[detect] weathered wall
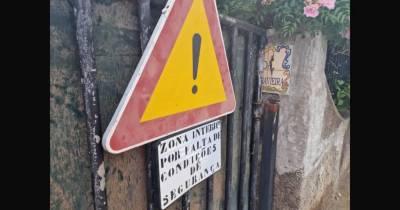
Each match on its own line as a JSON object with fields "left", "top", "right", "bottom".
{"left": 50, "top": 0, "right": 148, "bottom": 209}
{"left": 270, "top": 32, "right": 350, "bottom": 210}
{"left": 50, "top": 0, "right": 94, "bottom": 208}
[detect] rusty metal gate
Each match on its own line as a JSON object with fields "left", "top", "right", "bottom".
{"left": 51, "top": 0, "right": 279, "bottom": 209}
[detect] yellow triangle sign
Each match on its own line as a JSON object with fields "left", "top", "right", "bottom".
{"left": 140, "top": 0, "right": 226, "bottom": 122}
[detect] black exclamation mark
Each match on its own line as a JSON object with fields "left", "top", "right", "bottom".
{"left": 192, "top": 33, "right": 201, "bottom": 94}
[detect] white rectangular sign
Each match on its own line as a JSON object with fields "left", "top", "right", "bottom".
{"left": 157, "top": 120, "right": 222, "bottom": 209}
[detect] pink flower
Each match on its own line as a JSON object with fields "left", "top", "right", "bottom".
{"left": 319, "top": 0, "right": 335, "bottom": 10}
{"left": 304, "top": 4, "right": 320, "bottom": 18}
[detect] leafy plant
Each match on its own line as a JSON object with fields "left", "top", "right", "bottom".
{"left": 217, "top": 0, "right": 350, "bottom": 54}
{"left": 333, "top": 79, "right": 350, "bottom": 112}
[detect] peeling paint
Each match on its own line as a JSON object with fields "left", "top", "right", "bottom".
{"left": 162, "top": 8, "right": 167, "bottom": 14}
{"left": 94, "top": 135, "right": 100, "bottom": 144}
{"left": 73, "top": 0, "right": 107, "bottom": 208}
{"left": 97, "top": 162, "right": 106, "bottom": 191}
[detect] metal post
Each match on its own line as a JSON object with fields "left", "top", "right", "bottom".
{"left": 206, "top": 174, "right": 214, "bottom": 210}
{"left": 136, "top": 0, "right": 160, "bottom": 209}
{"left": 72, "top": 0, "right": 107, "bottom": 209}
{"left": 238, "top": 31, "right": 256, "bottom": 210}
{"left": 249, "top": 35, "right": 267, "bottom": 210}
{"left": 258, "top": 96, "right": 280, "bottom": 210}
{"left": 138, "top": 0, "right": 153, "bottom": 52}
{"left": 181, "top": 192, "right": 191, "bottom": 210}
{"left": 225, "top": 25, "right": 239, "bottom": 210}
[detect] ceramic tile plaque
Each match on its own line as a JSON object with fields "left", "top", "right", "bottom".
{"left": 261, "top": 43, "right": 293, "bottom": 95}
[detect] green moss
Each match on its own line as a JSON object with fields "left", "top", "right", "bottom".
{"left": 66, "top": 103, "right": 85, "bottom": 120}
{"left": 94, "top": 22, "right": 141, "bottom": 56}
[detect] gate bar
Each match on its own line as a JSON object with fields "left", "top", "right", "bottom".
{"left": 181, "top": 192, "right": 191, "bottom": 210}
{"left": 238, "top": 31, "right": 256, "bottom": 210}
{"left": 138, "top": 0, "right": 153, "bottom": 52}
{"left": 258, "top": 96, "right": 280, "bottom": 210}
{"left": 219, "top": 14, "right": 265, "bottom": 36}
{"left": 72, "top": 0, "right": 108, "bottom": 209}
{"left": 136, "top": 0, "right": 159, "bottom": 209}
{"left": 225, "top": 25, "right": 239, "bottom": 210}
{"left": 249, "top": 35, "right": 267, "bottom": 210}
{"left": 206, "top": 173, "right": 214, "bottom": 210}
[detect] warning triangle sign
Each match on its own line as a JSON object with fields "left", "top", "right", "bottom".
{"left": 141, "top": 0, "right": 227, "bottom": 122}
{"left": 102, "top": 0, "right": 236, "bottom": 154}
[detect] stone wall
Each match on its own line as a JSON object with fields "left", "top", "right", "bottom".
{"left": 270, "top": 32, "right": 350, "bottom": 210}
